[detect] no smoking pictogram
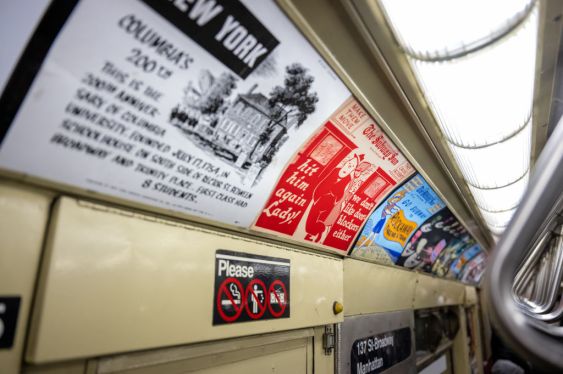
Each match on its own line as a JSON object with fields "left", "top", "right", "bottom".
{"left": 216, "top": 277, "right": 244, "bottom": 323}
{"left": 268, "top": 279, "right": 287, "bottom": 317}
{"left": 245, "top": 278, "right": 267, "bottom": 319}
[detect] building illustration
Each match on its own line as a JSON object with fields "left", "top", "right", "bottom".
{"left": 170, "top": 66, "right": 315, "bottom": 185}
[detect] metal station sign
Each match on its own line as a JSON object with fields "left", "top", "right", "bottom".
{"left": 338, "top": 310, "right": 415, "bottom": 374}
{"left": 213, "top": 249, "right": 290, "bottom": 325}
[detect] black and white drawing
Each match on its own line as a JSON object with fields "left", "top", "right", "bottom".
{"left": 169, "top": 63, "right": 319, "bottom": 185}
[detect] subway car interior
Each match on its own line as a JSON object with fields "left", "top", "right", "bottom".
{"left": 1, "top": 0, "right": 563, "bottom": 373}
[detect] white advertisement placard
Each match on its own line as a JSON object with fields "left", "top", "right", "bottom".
{"left": 0, "top": 0, "right": 350, "bottom": 226}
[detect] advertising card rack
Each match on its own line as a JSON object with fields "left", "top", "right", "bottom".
{"left": 0, "top": 0, "right": 488, "bottom": 284}
{"left": 0, "top": 1, "right": 491, "bottom": 372}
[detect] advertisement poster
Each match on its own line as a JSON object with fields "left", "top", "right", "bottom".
{"left": 253, "top": 98, "right": 415, "bottom": 251}
{"left": 395, "top": 208, "right": 470, "bottom": 272}
{"left": 459, "top": 251, "right": 487, "bottom": 284}
{"left": 350, "top": 173, "right": 446, "bottom": 262}
{"left": 0, "top": 0, "right": 351, "bottom": 226}
{"left": 446, "top": 244, "right": 482, "bottom": 279}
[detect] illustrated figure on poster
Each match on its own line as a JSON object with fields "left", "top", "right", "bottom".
{"left": 433, "top": 239, "right": 474, "bottom": 277}
{"left": 399, "top": 229, "right": 424, "bottom": 267}
{"left": 397, "top": 212, "right": 453, "bottom": 270}
{"left": 402, "top": 236, "right": 447, "bottom": 269}
{"left": 304, "top": 152, "right": 369, "bottom": 243}
{"left": 462, "top": 255, "right": 487, "bottom": 283}
{"left": 357, "top": 190, "right": 407, "bottom": 247}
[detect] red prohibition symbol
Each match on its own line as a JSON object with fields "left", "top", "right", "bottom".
{"left": 268, "top": 279, "right": 288, "bottom": 317}
{"left": 245, "top": 278, "right": 268, "bottom": 319}
{"left": 217, "top": 277, "right": 244, "bottom": 323}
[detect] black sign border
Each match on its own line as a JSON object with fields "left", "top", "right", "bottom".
{"left": 0, "top": 0, "right": 80, "bottom": 146}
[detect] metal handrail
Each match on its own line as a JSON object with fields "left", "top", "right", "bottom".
{"left": 542, "top": 234, "right": 563, "bottom": 310}
{"left": 521, "top": 289, "right": 563, "bottom": 322}
{"left": 485, "top": 115, "right": 563, "bottom": 371}
{"left": 515, "top": 230, "right": 563, "bottom": 314}
{"left": 512, "top": 231, "right": 552, "bottom": 294}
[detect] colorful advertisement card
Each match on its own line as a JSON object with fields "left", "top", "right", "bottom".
{"left": 459, "top": 251, "right": 487, "bottom": 284}
{"left": 446, "top": 244, "right": 482, "bottom": 279}
{"left": 350, "top": 173, "right": 446, "bottom": 262}
{"left": 0, "top": 0, "right": 487, "bottom": 270}
{"left": 396, "top": 208, "right": 470, "bottom": 272}
{"left": 253, "top": 97, "right": 415, "bottom": 251}
{"left": 432, "top": 240, "right": 478, "bottom": 278}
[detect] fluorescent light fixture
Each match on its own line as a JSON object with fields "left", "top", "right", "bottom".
{"left": 409, "top": 19, "right": 536, "bottom": 148}
{"left": 379, "top": 0, "right": 533, "bottom": 60}
{"left": 447, "top": 120, "right": 531, "bottom": 189}
{"left": 379, "top": 0, "right": 538, "bottom": 236}
{"left": 468, "top": 171, "right": 529, "bottom": 212}
{"left": 480, "top": 207, "right": 517, "bottom": 228}
{"left": 489, "top": 226, "right": 508, "bottom": 237}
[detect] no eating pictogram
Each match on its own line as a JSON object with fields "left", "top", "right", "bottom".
{"left": 213, "top": 250, "right": 290, "bottom": 325}
{"left": 268, "top": 279, "right": 287, "bottom": 317}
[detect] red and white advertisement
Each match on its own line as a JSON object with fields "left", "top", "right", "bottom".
{"left": 253, "top": 98, "right": 415, "bottom": 252}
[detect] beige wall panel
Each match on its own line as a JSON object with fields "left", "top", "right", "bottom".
{"left": 93, "top": 329, "right": 313, "bottom": 373}
{"left": 414, "top": 274, "right": 465, "bottom": 309}
{"left": 467, "top": 306, "right": 485, "bottom": 374}
{"left": 26, "top": 198, "right": 343, "bottom": 363}
{"left": 465, "top": 286, "right": 478, "bottom": 306}
{"left": 23, "top": 360, "right": 86, "bottom": 374}
{"left": 479, "top": 291, "right": 492, "bottom": 361}
{"left": 343, "top": 258, "right": 417, "bottom": 315}
{"left": 452, "top": 306, "right": 471, "bottom": 374}
{"left": 193, "top": 343, "right": 308, "bottom": 374}
{"left": 91, "top": 328, "right": 314, "bottom": 374}
{"left": 0, "top": 180, "right": 53, "bottom": 373}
